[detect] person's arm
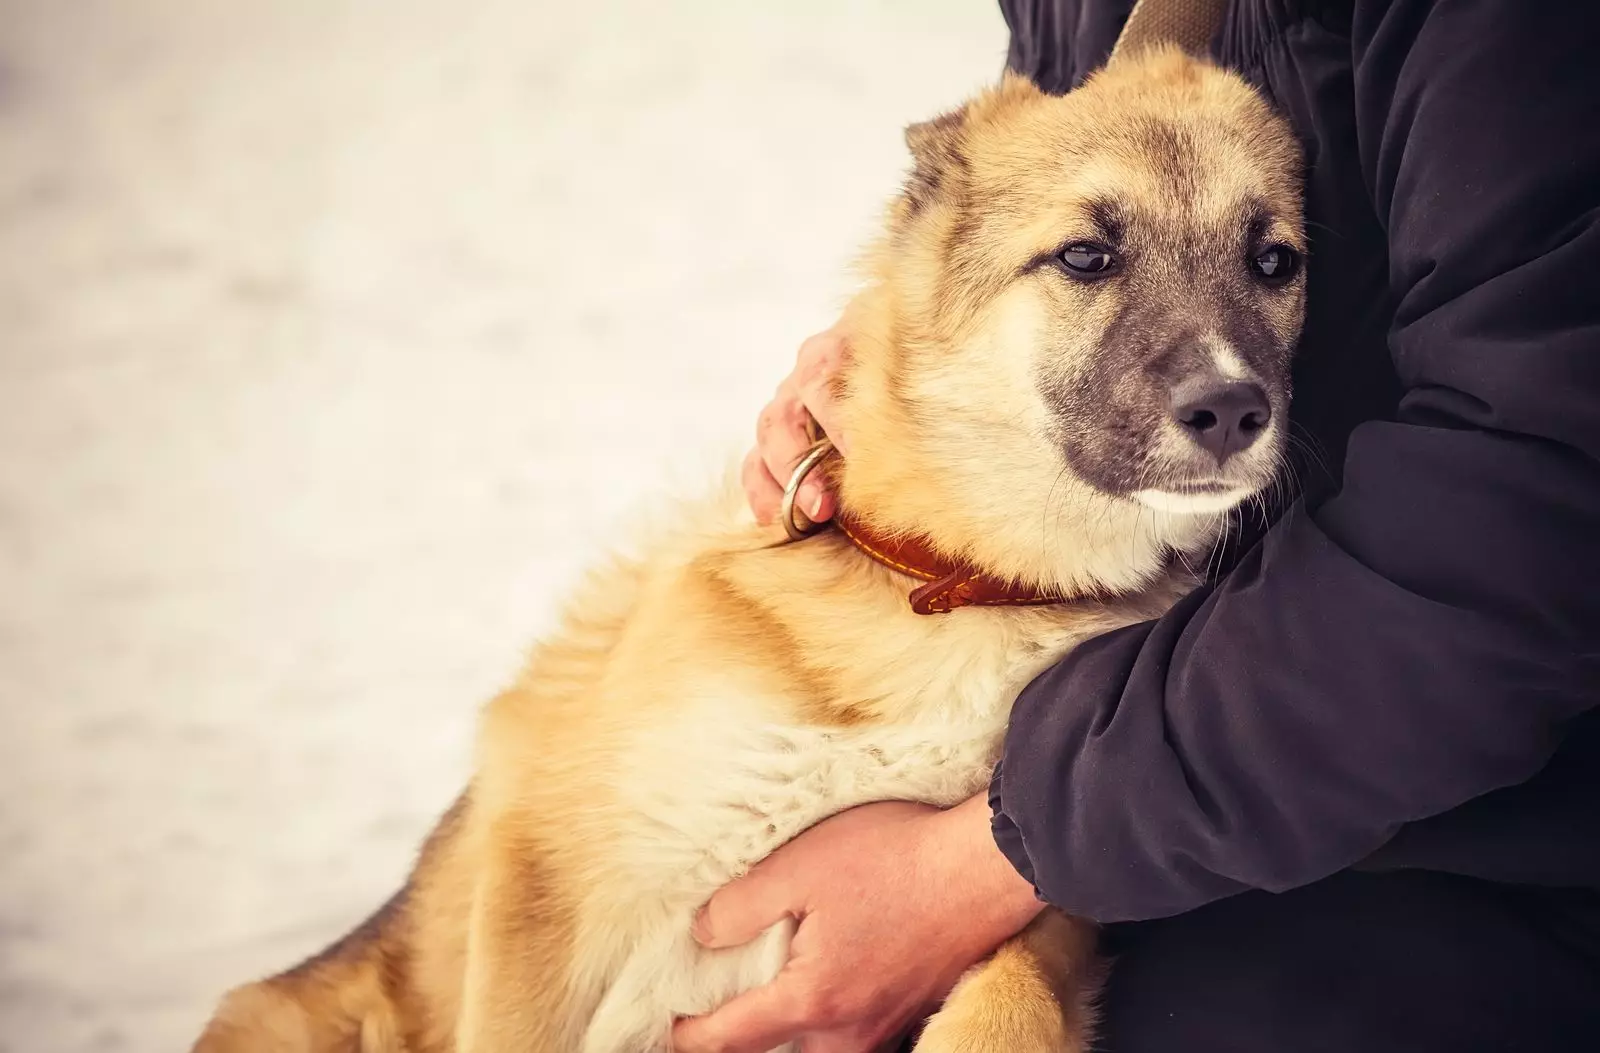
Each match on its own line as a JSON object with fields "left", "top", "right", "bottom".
{"left": 990, "top": 0, "right": 1600, "bottom": 924}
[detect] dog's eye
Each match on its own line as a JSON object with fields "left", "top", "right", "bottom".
{"left": 1058, "top": 243, "right": 1116, "bottom": 276}
{"left": 1250, "top": 245, "right": 1300, "bottom": 285}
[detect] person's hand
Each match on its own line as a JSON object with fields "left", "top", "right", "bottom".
{"left": 672, "top": 796, "right": 1045, "bottom": 1053}
{"left": 744, "top": 326, "right": 851, "bottom": 527}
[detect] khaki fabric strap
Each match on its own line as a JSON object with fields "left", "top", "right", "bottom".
{"left": 1109, "top": 0, "right": 1228, "bottom": 62}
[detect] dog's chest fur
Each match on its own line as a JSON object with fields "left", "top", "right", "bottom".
{"left": 510, "top": 499, "right": 1184, "bottom": 1052}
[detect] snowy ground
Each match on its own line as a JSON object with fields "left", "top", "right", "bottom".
{"left": 0, "top": 3, "right": 1006, "bottom": 1049}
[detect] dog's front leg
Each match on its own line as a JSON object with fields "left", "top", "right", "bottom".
{"left": 913, "top": 910, "right": 1101, "bottom": 1053}
{"left": 456, "top": 834, "right": 574, "bottom": 1053}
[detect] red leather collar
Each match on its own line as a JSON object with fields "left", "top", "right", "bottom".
{"left": 833, "top": 513, "right": 1066, "bottom": 615}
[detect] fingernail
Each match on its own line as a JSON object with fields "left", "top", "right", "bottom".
{"left": 801, "top": 484, "right": 825, "bottom": 520}
{"left": 690, "top": 907, "right": 712, "bottom": 945}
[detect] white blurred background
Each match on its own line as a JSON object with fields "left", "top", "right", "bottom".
{"left": 0, "top": 1, "right": 1006, "bottom": 1049}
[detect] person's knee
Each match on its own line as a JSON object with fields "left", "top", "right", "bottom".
{"left": 1094, "top": 871, "right": 1600, "bottom": 1053}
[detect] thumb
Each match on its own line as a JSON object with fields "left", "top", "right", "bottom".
{"left": 794, "top": 327, "right": 852, "bottom": 458}
{"left": 797, "top": 360, "right": 850, "bottom": 459}
{"left": 692, "top": 863, "right": 798, "bottom": 950}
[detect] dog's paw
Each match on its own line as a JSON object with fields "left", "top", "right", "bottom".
{"left": 912, "top": 1006, "right": 1079, "bottom": 1053}
{"left": 910, "top": 969, "right": 1086, "bottom": 1053}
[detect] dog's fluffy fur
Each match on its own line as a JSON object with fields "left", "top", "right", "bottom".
{"left": 194, "top": 47, "right": 1305, "bottom": 1053}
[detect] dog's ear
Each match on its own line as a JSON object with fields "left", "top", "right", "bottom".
{"left": 905, "top": 107, "right": 967, "bottom": 172}
{"left": 902, "top": 76, "right": 1041, "bottom": 213}
{"left": 902, "top": 106, "right": 968, "bottom": 212}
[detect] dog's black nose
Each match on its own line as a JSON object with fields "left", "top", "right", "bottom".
{"left": 1171, "top": 379, "right": 1272, "bottom": 463}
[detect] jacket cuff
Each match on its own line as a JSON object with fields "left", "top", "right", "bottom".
{"left": 988, "top": 758, "right": 1042, "bottom": 893}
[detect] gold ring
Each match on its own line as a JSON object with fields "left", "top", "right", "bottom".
{"left": 780, "top": 438, "right": 836, "bottom": 542}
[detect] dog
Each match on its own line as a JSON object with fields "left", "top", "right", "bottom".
{"left": 193, "top": 44, "right": 1305, "bottom": 1053}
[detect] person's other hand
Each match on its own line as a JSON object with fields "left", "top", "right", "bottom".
{"left": 744, "top": 326, "right": 851, "bottom": 527}
{"left": 672, "top": 796, "right": 1044, "bottom": 1053}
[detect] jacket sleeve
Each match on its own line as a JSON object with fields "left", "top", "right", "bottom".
{"left": 989, "top": 0, "right": 1600, "bottom": 923}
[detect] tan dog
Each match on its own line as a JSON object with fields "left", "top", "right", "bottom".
{"left": 194, "top": 45, "right": 1304, "bottom": 1053}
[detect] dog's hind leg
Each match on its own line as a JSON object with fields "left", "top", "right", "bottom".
{"left": 192, "top": 964, "right": 405, "bottom": 1053}
{"left": 192, "top": 883, "right": 413, "bottom": 1053}
{"left": 913, "top": 910, "right": 1102, "bottom": 1053}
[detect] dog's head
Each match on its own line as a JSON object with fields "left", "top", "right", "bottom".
{"left": 836, "top": 47, "right": 1306, "bottom": 597}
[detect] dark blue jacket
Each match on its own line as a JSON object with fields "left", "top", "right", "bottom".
{"left": 989, "top": 0, "right": 1600, "bottom": 923}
